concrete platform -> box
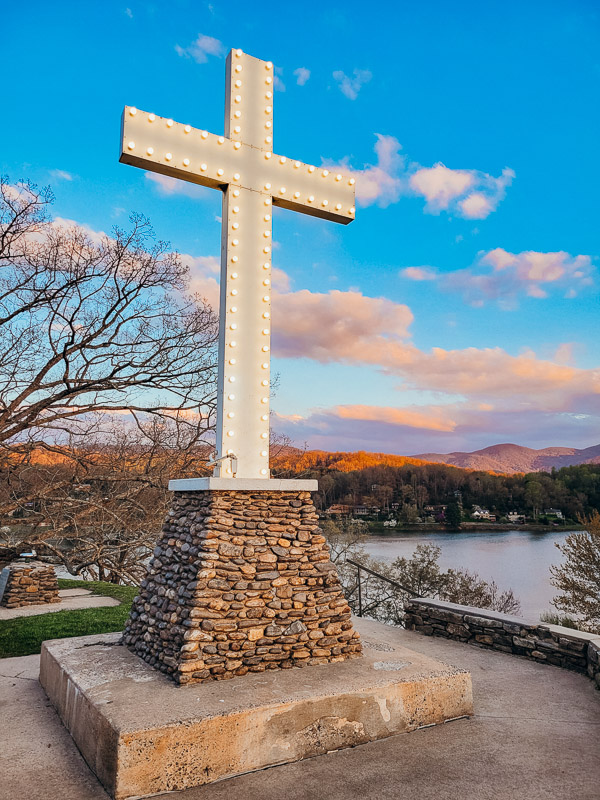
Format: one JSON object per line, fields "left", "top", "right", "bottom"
{"left": 2, "top": 621, "right": 600, "bottom": 800}
{"left": 39, "top": 618, "right": 472, "bottom": 800}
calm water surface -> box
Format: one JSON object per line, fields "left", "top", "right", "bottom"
{"left": 363, "top": 529, "right": 573, "bottom": 621}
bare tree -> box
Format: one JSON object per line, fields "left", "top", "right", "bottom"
{"left": 0, "top": 177, "right": 218, "bottom": 451}
{"left": 0, "top": 177, "right": 221, "bottom": 581}
{"left": 550, "top": 511, "right": 600, "bottom": 633}
{"left": 0, "top": 416, "right": 215, "bottom": 583}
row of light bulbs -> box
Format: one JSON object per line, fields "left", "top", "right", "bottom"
{"left": 127, "top": 107, "right": 355, "bottom": 190}
{"left": 231, "top": 51, "right": 272, "bottom": 148}
{"left": 128, "top": 145, "right": 355, "bottom": 213}
{"left": 224, "top": 176, "right": 271, "bottom": 460}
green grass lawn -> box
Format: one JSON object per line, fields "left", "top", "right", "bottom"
{"left": 0, "top": 578, "right": 138, "bottom": 659}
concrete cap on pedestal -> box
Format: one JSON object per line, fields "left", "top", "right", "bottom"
{"left": 168, "top": 477, "right": 319, "bottom": 492}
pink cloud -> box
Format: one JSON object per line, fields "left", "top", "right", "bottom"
{"left": 272, "top": 289, "right": 414, "bottom": 361}
{"left": 400, "top": 266, "right": 437, "bottom": 281}
{"left": 459, "top": 192, "right": 493, "bottom": 219}
{"left": 348, "top": 134, "right": 406, "bottom": 207}
{"left": 443, "top": 248, "right": 595, "bottom": 307}
{"left": 333, "top": 404, "right": 457, "bottom": 432}
{"left": 273, "top": 400, "right": 600, "bottom": 456}
{"left": 409, "top": 164, "right": 474, "bottom": 210}
{"left": 328, "top": 136, "right": 514, "bottom": 218}
{"left": 410, "top": 164, "right": 514, "bottom": 218}
{"left": 185, "top": 252, "right": 597, "bottom": 412}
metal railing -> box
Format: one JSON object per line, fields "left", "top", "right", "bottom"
{"left": 346, "top": 558, "right": 421, "bottom": 617}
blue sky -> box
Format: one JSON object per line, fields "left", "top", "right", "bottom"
{"left": 3, "top": 0, "right": 599, "bottom": 454}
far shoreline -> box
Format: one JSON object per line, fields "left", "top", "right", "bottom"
{"left": 363, "top": 522, "right": 583, "bottom": 535}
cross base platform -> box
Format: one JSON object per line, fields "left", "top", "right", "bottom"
{"left": 40, "top": 618, "right": 473, "bottom": 800}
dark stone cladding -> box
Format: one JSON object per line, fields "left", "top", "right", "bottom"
{"left": 123, "top": 490, "right": 362, "bottom": 684}
{"left": 404, "top": 598, "right": 600, "bottom": 689}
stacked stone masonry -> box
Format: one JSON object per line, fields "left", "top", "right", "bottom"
{"left": 123, "top": 490, "right": 362, "bottom": 684}
{"left": 0, "top": 561, "right": 60, "bottom": 608}
{"left": 405, "top": 598, "right": 600, "bottom": 689}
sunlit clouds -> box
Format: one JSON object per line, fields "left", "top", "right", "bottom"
{"left": 401, "top": 249, "right": 596, "bottom": 308}
{"left": 175, "top": 34, "right": 224, "bottom": 63}
{"left": 329, "top": 135, "right": 515, "bottom": 218}
{"left": 400, "top": 267, "right": 437, "bottom": 281}
{"left": 410, "top": 165, "right": 514, "bottom": 218}
{"left": 185, "top": 254, "right": 598, "bottom": 418}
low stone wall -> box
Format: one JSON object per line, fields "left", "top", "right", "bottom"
{"left": 0, "top": 561, "right": 60, "bottom": 608}
{"left": 123, "top": 490, "right": 362, "bottom": 685}
{"left": 404, "top": 598, "right": 600, "bottom": 689}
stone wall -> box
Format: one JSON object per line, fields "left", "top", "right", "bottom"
{"left": 123, "top": 490, "right": 362, "bottom": 684}
{"left": 404, "top": 598, "right": 600, "bottom": 689}
{"left": 0, "top": 561, "right": 60, "bottom": 608}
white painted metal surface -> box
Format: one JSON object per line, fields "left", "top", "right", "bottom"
{"left": 168, "top": 477, "right": 319, "bottom": 492}
{"left": 120, "top": 49, "right": 355, "bottom": 479}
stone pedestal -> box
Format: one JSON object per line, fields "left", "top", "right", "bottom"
{"left": 122, "top": 480, "right": 361, "bottom": 684}
{"left": 0, "top": 560, "right": 60, "bottom": 608}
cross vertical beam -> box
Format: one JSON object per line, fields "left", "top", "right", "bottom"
{"left": 216, "top": 184, "right": 272, "bottom": 478}
{"left": 119, "top": 48, "right": 356, "bottom": 480}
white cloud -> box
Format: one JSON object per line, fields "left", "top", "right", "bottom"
{"left": 409, "top": 164, "right": 514, "bottom": 219}
{"left": 400, "top": 267, "right": 437, "bottom": 281}
{"left": 330, "top": 137, "right": 514, "bottom": 217}
{"left": 274, "top": 69, "right": 286, "bottom": 92}
{"left": 50, "top": 217, "right": 107, "bottom": 247}
{"left": 145, "top": 172, "right": 206, "bottom": 199}
{"left": 50, "top": 169, "right": 74, "bottom": 182}
{"left": 125, "top": 7, "right": 133, "bottom": 18}
{"left": 293, "top": 67, "right": 310, "bottom": 86}
{"left": 333, "top": 68, "right": 372, "bottom": 100}
{"left": 410, "top": 163, "right": 474, "bottom": 210}
{"left": 175, "top": 34, "right": 224, "bottom": 64}
{"left": 341, "top": 134, "right": 405, "bottom": 207}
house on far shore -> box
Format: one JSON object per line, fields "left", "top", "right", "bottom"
{"left": 354, "top": 504, "right": 381, "bottom": 516}
{"left": 424, "top": 504, "right": 447, "bottom": 522}
{"left": 471, "top": 505, "right": 494, "bottom": 520}
{"left": 544, "top": 508, "right": 564, "bottom": 520}
{"left": 507, "top": 511, "right": 526, "bottom": 524}
{"left": 325, "top": 504, "right": 352, "bottom": 517}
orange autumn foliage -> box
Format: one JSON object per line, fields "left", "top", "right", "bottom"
{"left": 271, "top": 448, "right": 432, "bottom": 475}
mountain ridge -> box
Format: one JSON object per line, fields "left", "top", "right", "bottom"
{"left": 412, "top": 442, "right": 600, "bottom": 474}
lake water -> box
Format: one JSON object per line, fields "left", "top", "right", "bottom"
{"left": 363, "top": 529, "right": 574, "bottom": 621}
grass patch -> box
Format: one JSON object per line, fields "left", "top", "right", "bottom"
{"left": 0, "top": 578, "right": 138, "bottom": 659}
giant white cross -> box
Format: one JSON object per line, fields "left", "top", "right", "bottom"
{"left": 120, "top": 48, "right": 355, "bottom": 480}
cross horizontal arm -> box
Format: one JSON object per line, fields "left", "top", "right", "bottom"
{"left": 120, "top": 108, "right": 356, "bottom": 224}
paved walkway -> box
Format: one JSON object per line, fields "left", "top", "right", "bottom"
{"left": 1, "top": 619, "right": 598, "bottom": 800}
{"left": 0, "top": 589, "right": 119, "bottom": 620}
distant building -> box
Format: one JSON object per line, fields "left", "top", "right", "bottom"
{"left": 354, "top": 504, "right": 380, "bottom": 516}
{"left": 325, "top": 504, "right": 352, "bottom": 516}
{"left": 383, "top": 519, "right": 397, "bottom": 527}
{"left": 471, "top": 506, "right": 494, "bottom": 520}
{"left": 507, "top": 511, "right": 526, "bottom": 524}
{"left": 544, "top": 508, "right": 564, "bottom": 520}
